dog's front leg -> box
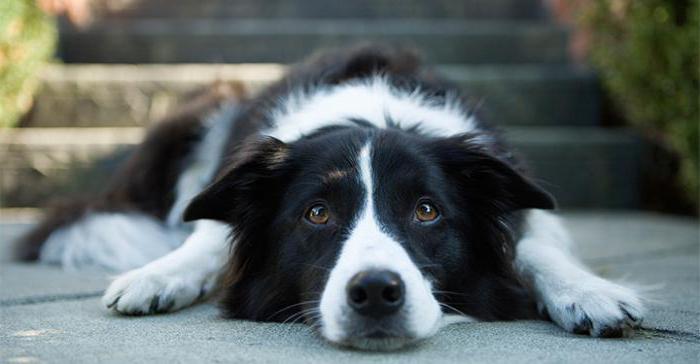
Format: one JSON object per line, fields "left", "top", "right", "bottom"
{"left": 102, "top": 220, "right": 230, "bottom": 315}
{"left": 514, "top": 210, "right": 644, "bottom": 337}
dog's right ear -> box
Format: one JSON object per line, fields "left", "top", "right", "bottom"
{"left": 429, "top": 134, "right": 556, "bottom": 212}
{"left": 183, "top": 136, "right": 291, "bottom": 223}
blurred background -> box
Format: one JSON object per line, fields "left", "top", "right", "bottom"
{"left": 1, "top": 0, "right": 698, "bottom": 216}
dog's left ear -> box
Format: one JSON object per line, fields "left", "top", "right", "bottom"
{"left": 183, "top": 136, "right": 291, "bottom": 223}
{"left": 432, "top": 135, "right": 556, "bottom": 211}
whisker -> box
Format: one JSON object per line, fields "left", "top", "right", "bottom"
{"left": 302, "top": 263, "right": 331, "bottom": 272}
{"left": 417, "top": 263, "right": 441, "bottom": 270}
{"left": 439, "top": 302, "right": 468, "bottom": 317}
{"left": 266, "top": 300, "right": 320, "bottom": 321}
{"left": 432, "top": 290, "right": 471, "bottom": 298}
{"left": 280, "top": 308, "right": 321, "bottom": 336}
{"left": 282, "top": 307, "right": 319, "bottom": 325}
{"left": 281, "top": 312, "right": 305, "bottom": 325}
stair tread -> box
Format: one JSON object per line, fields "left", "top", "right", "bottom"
{"left": 58, "top": 19, "right": 569, "bottom": 64}
{"left": 103, "top": 0, "right": 546, "bottom": 20}
{"left": 65, "top": 19, "right": 564, "bottom": 33}
{"left": 40, "top": 63, "right": 592, "bottom": 81}
{"left": 30, "top": 63, "right": 599, "bottom": 128}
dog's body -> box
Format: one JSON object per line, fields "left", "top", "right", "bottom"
{"left": 18, "top": 46, "right": 643, "bottom": 350}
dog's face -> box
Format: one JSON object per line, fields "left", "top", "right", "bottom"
{"left": 184, "top": 127, "right": 553, "bottom": 350}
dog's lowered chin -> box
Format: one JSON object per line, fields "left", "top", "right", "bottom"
{"left": 339, "top": 336, "right": 422, "bottom": 351}
{"left": 320, "top": 313, "right": 442, "bottom": 351}
{"left": 319, "top": 308, "right": 472, "bottom": 350}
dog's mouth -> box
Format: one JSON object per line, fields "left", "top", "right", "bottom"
{"left": 312, "top": 312, "right": 426, "bottom": 351}
{"left": 365, "top": 329, "right": 394, "bottom": 338}
{"left": 337, "top": 328, "right": 419, "bottom": 351}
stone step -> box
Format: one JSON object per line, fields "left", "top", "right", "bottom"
{"left": 103, "top": 0, "right": 547, "bottom": 20}
{"left": 0, "top": 127, "right": 641, "bottom": 209}
{"left": 25, "top": 64, "right": 599, "bottom": 128}
{"left": 507, "top": 127, "right": 642, "bottom": 209}
{"left": 0, "top": 128, "right": 140, "bottom": 209}
{"left": 58, "top": 19, "right": 569, "bottom": 64}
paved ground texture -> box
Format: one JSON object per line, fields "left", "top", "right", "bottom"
{"left": 1, "top": 211, "right": 698, "bottom": 363}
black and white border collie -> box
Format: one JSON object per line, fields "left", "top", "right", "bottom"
{"left": 18, "top": 45, "right": 644, "bottom": 350}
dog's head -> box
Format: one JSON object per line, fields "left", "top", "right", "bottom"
{"left": 184, "top": 126, "right": 554, "bottom": 350}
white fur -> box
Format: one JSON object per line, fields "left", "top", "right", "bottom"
{"left": 102, "top": 220, "right": 231, "bottom": 314}
{"left": 319, "top": 145, "right": 442, "bottom": 344}
{"left": 515, "top": 210, "right": 644, "bottom": 336}
{"left": 267, "top": 77, "right": 477, "bottom": 143}
{"left": 40, "top": 213, "right": 186, "bottom": 272}
{"left": 166, "top": 103, "right": 237, "bottom": 227}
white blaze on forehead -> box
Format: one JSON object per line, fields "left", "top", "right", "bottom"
{"left": 319, "top": 143, "right": 442, "bottom": 342}
{"left": 266, "top": 77, "right": 477, "bottom": 143}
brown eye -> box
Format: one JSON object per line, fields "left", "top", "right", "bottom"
{"left": 306, "top": 204, "right": 329, "bottom": 224}
{"left": 415, "top": 202, "right": 439, "bottom": 222}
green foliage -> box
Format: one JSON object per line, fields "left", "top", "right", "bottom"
{"left": 579, "top": 0, "right": 699, "bottom": 205}
{"left": 0, "top": 0, "right": 57, "bottom": 128}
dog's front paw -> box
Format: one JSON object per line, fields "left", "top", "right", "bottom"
{"left": 542, "top": 276, "right": 644, "bottom": 338}
{"left": 102, "top": 268, "right": 210, "bottom": 315}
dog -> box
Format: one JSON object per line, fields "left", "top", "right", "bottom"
{"left": 17, "top": 45, "right": 644, "bottom": 350}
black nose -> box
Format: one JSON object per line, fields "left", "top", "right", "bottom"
{"left": 346, "top": 270, "right": 405, "bottom": 318}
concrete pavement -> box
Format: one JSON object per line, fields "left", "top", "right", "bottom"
{"left": 1, "top": 211, "right": 698, "bottom": 363}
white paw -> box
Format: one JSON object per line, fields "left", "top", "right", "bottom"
{"left": 102, "top": 268, "right": 214, "bottom": 315}
{"left": 541, "top": 276, "right": 644, "bottom": 338}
